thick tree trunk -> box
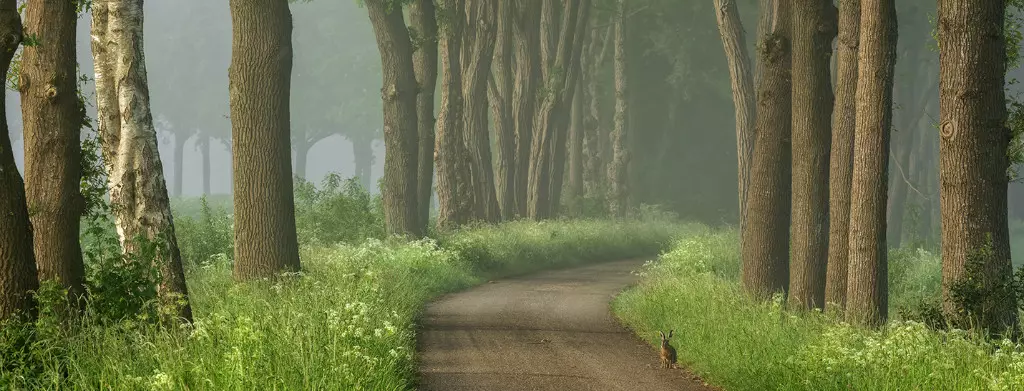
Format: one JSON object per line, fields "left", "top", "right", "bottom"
{"left": 462, "top": 0, "right": 500, "bottom": 223}
{"left": 713, "top": 0, "right": 756, "bottom": 232}
{"left": 583, "top": 23, "right": 613, "bottom": 201}
{"left": 566, "top": 78, "right": 584, "bottom": 214}
{"left": 788, "top": 0, "right": 837, "bottom": 311}
{"left": 824, "top": 0, "right": 859, "bottom": 312}
{"left": 228, "top": 0, "right": 301, "bottom": 280}
{"left": 512, "top": 0, "right": 542, "bottom": 218}
{"left": 410, "top": 0, "right": 438, "bottom": 232}
{"left": 753, "top": 0, "right": 776, "bottom": 86}
{"left": 489, "top": 0, "right": 516, "bottom": 220}
{"left": 741, "top": 0, "right": 793, "bottom": 301}
{"left": 351, "top": 136, "right": 374, "bottom": 191}
{"left": 366, "top": 0, "right": 422, "bottom": 237}
{"left": 607, "top": 0, "right": 629, "bottom": 218}
{"left": 937, "top": 0, "right": 1019, "bottom": 333}
{"left": 293, "top": 135, "right": 310, "bottom": 180}
{"left": 434, "top": 0, "right": 474, "bottom": 230}
{"left": 172, "top": 130, "right": 187, "bottom": 197}
{"left": 91, "top": 0, "right": 193, "bottom": 322}
{"left": 845, "top": 0, "right": 896, "bottom": 327}
{"left": 20, "top": 0, "right": 86, "bottom": 300}
{"left": 0, "top": 1, "right": 38, "bottom": 322}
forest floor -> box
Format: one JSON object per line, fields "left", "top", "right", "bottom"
{"left": 416, "top": 258, "right": 717, "bottom": 391}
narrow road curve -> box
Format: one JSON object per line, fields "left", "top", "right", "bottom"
{"left": 416, "top": 259, "right": 716, "bottom": 391}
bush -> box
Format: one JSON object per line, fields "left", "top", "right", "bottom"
{"left": 293, "top": 174, "right": 385, "bottom": 245}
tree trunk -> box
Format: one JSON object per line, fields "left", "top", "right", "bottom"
{"left": 607, "top": 0, "right": 629, "bottom": 218}
{"left": 566, "top": 77, "right": 584, "bottom": 215}
{"left": 462, "top": 0, "right": 500, "bottom": 223}
{"left": 489, "top": 0, "right": 516, "bottom": 220}
{"left": 844, "top": 0, "right": 895, "bottom": 327}
{"left": 824, "top": 0, "right": 859, "bottom": 312}
{"left": 753, "top": 0, "right": 776, "bottom": 86}
{"left": 788, "top": 0, "right": 837, "bottom": 311}
{"left": 228, "top": 0, "right": 301, "bottom": 280}
{"left": 528, "top": 0, "right": 588, "bottom": 219}
{"left": 351, "top": 136, "right": 374, "bottom": 191}
{"left": 172, "top": 130, "right": 187, "bottom": 197}
{"left": 20, "top": 0, "right": 86, "bottom": 301}
{"left": 741, "top": 0, "right": 793, "bottom": 301}
{"left": 365, "top": 0, "right": 422, "bottom": 237}
{"left": 512, "top": 0, "right": 542, "bottom": 218}
{"left": 90, "top": 0, "right": 193, "bottom": 322}
{"left": 937, "top": 0, "right": 1019, "bottom": 333}
{"left": 584, "top": 23, "right": 613, "bottom": 202}
{"left": 294, "top": 135, "right": 310, "bottom": 180}
{"left": 713, "top": 0, "right": 756, "bottom": 233}
{"left": 410, "top": 0, "right": 438, "bottom": 232}
{"left": 0, "top": 1, "right": 39, "bottom": 322}
{"left": 200, "top": 133, "right": 211, "bottom": 195}
{"left": 434, "top": 0, "right": 474, "bottom": 230}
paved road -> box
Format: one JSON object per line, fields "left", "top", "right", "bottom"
{"left": 416, "top": 259, "right": 717, "bottom": 391}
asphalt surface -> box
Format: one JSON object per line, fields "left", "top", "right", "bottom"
{"left": 416, "top": 258, "right": 717, "bottom": 391}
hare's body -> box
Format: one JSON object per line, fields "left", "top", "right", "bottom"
{"left": 659, "top": 330, "right": 677, "bottom": 369}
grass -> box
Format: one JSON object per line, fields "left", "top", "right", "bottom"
{"left": 1, "top": 213, "right": 697, "bottom": 390}
{"left": 613, "top": 228, "right": 1024, "bottom": 391}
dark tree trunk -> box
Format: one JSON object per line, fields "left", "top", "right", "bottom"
{"left": 0, "top": 1, "right": 38, "bottom": 322}
{"left": 937, "top": 0, "right": 1019, "bottom": 333}
{"left": 825, "top": 0, "right": 859, "bottom": 312}
{"left": 741, "top": 0, "right": 793, "bottom": 301}
{"left": 583, "top": 23, "right": 612, "bottom": 202}
{"left": 410, "top": 0, "right": 438, "bottom": 232}
{"left": 228, "top": 0, "right": 301, "bottom": 280}
{"left": 351, "top": 136, "right": 374, "bottom": 191}
{"left": 489, "top": 0, "right": 516, "bottom": 220}
{"left": 365, "top": 0, "right": 422, "bottom": 237}
{"left": 845, "top": 0, "right": 896, "bottom": 327}
{"left": 512, "top": 0, "right": 542, "bottom": 218}
{"left": 172, "top": 130, "right": 187, "bottom": 197}
{"left": 788, "top": 0, "right": 837, "bottom": 311}
{"left": 462, "top": 0, "right": 500, "bottom": 223}
{"left": 20, "top": 0, "right": 86, "bottom": 301}
{"left": 607, "top": 0, "right": 628, "bottom": 218}
{"left": 434, "top": 0, "right": 474, "bottom": 230}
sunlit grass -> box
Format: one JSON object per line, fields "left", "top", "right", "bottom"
{"left": 1, "top": 218, "right": 694, "bottom": 390}
{"left": 613, "top": 229, "right": 1024, "bottom": 391}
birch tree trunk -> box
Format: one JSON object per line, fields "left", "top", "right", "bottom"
{"left": 91, "top": 0, "right": 192, "bottom": 322}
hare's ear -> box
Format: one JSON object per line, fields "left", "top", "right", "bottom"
{"left": 668, "top": 330, "right": 673, "bottom": 338}
{"left": 659, "top": 331, "right": 666, "bottom": 339}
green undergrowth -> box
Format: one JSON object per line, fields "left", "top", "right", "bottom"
{"left": 1, "top": 217, "right": 696, "bottom": 390}
{"left": 613, "top": 229, "right": 1024, "bottom": 391}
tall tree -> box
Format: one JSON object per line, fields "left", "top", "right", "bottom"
{"left": 228, "top": 0, "right": 301, "bottom": 280}
{"left": 409, "top": 0, "right": 438, "bottom": 231}
{"left": 583, "top": 22, "right": 613, "bottom": 203}
{"left": 713, "top": 0, "right": 756, "bottom": 235}
{"left": 434, "top": 0, "right": 474, "bottom": 230}
{"left": 741, "top": 0, "right": 793, "bottom": 301}
{"left": 824, "top": 0, "right": 860, "bottom": 311}
{"left": 20, "top": 0, "right": 86, "bottom": 300}
{"left": 566, "top": 76, "right": 585, "bottom": 214}
{"left": 547, "top": 3, "right": 591, "bottom": 218}
{"left": 489, "top": 0, "right": 516, "bottom": 220}
{"left": 365, "top": 0, "right": 421, "bottom": 237}
{"left": 91, "top": 0, "right": 192, "bottom": 321}
{"left": 607, "top": 0, "right": 629, "bottom": 218}
{"left": 512, "top": 0, "right": 542, "bottom": 217}
{"left": 845, "top": 0, "right": 896, "bottom": 327}
{"left": 788, "top": 0, "right": 837, "bottom": 311}
{"left": 0, "top": 0, "right": 38, "bottom": 322}
{"left": 462, "top": 0, "right": 500, "bottom": 222}
{"left": 937, "top": 0, "right": 1019, "bottom": 333}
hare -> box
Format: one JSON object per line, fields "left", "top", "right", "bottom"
{"left": 659, "top": 330, "right": 677, "bottom": 369}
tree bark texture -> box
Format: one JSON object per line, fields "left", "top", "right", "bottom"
{"left": 489, "top": 0, "right": 516, "bottom": 220}
{"left": 366, "top": 0, "right": 422, "bottom": 237}
{"left": 0, "top": 0, "right": 38, "bottom": 322}
{"left": 607, "top": 0, "right": 629, "bottom": 218}
{"left": 713, "top": 0, "right": 756, "bottom": 235}
{"left": 547, "top": 3, "right": 590, "bottom": 217}
{"left": 434, "top": 0, "right": 474, "bottom": 230}
{"left": 20, "top": 0, "right": 86, "bottom": 299}
{"left": 583, "top": 23, "right": 612, "bottom": 201}
{"left": 91, "top": 0, "right": 192, "bottom": 322}
{"left": 845, "top": 0, "right": 895, "bottom": 327}
{"left": 788, "top": 0, "right": 837, "bottom": 311}
{"left": 741, "top": 0, "right": 793, "bottom": 301}
{"left": 824, "top": 0, "right": 859, "bottom": 312}
{"left": 462, "top": 0, "right": 500, "bottom": 223}
{"left": 228, "top": 0, "right": 301, "bottom": 280}
{"left": 512, "top": 0, "right": 542, "bottom": 218}
{"left": 937, "top": 0, "right": 1019, "bottom": 333}
{"left": 410, "top": 0, "right": 438, "bottom": 231}
{"left": 754, "top": 0, "right": 776, "bottom": 86}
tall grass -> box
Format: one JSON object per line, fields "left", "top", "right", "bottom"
{"left": 613, "top": 229, "right": 1024, "bottom": 391}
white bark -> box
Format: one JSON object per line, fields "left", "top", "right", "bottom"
{"left": 90, "top": 0, "right": 191, "bottom": 322}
